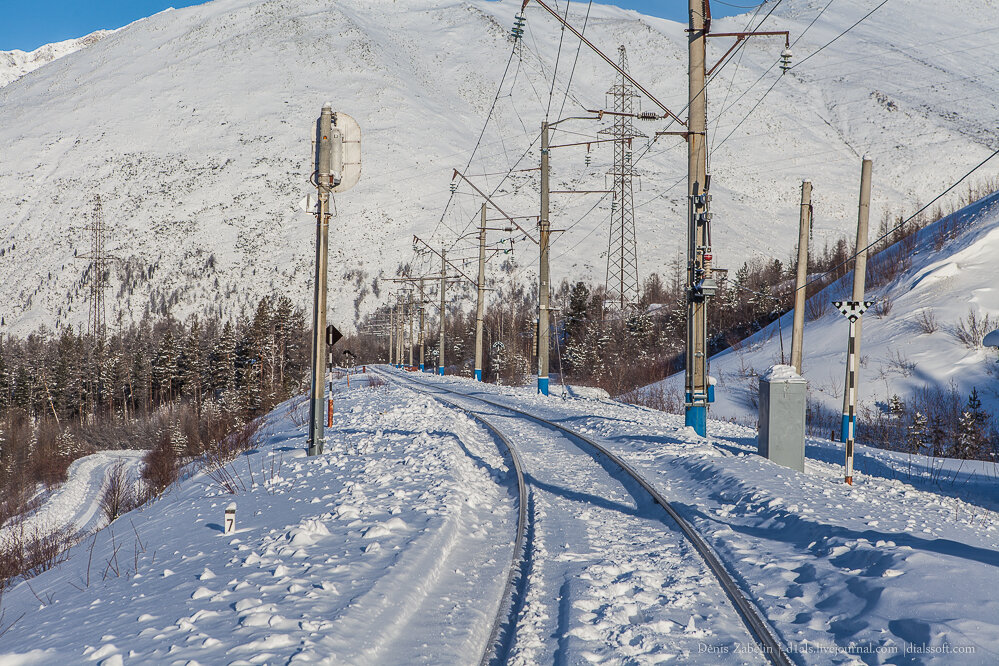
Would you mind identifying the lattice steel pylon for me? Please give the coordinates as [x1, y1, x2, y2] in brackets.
[83, 194, 109, 342]
[602, 45, 644, 310]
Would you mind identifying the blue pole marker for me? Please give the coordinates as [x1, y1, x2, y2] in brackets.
[439, 366, 444, 376]
[840, 413, 851, 444]
[538, 376, 549, 396]
[475, 369, 482, 381]
[685, 404, 706, 436]
[419, 363, 424, 372]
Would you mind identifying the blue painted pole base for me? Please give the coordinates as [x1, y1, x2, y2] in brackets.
[475, 369, 482, 381]
[685, 405, 707, 437]
[438, 367, 444, 376]
[840, 414, 851, 443]
[419, 363, 424, 372]
[538, 376, 549, 396]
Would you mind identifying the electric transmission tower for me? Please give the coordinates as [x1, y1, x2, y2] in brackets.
[602, 45, 643, 310]
[82, 194, 110, 342]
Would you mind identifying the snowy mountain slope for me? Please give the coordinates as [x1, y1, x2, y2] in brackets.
[0, 30, 112, 88]
[3, 370, 997, 663]
[649, 188, 999, 428]
[1, 0, 998, 335]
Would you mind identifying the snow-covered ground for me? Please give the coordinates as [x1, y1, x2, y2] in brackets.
[2, 369, 997, 664]
[0, 450, 145, 543]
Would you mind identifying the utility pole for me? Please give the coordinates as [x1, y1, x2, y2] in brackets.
[307, 104, 333, 457]
[388, 305, 395, 366]
[395, 301, 406, 368]
[475, 204, 487, 382]
[439, 247, 447, 376]
[538, 121, 551, 396]
[790, 180, 812, 374]
[840, 157, 873, 485]
[685, 0, 713, 436]
[408, 291, 414, 367]
[419, 280, 426, 372]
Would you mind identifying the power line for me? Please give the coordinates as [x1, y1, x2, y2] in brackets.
[790, 0, 890, 71]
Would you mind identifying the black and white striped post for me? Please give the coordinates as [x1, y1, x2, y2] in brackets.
[834, 300, 873, 484]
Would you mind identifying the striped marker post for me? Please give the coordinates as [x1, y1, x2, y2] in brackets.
[834, 300, 873, 484]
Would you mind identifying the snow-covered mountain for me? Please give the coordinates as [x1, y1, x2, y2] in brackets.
[1, 0, 998, 334]
[0, 30, 112, 88]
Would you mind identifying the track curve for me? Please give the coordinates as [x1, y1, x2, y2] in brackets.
[380, 368, 793, 666]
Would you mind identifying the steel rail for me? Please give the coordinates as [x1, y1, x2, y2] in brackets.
[385, 369, 794, 666]
[376, 370, 530, 666]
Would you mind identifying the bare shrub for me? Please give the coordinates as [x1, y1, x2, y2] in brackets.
[199, 418, 265, 494]
[885, 348, 916, 376]
[142, 435, 179, 493]
[286, 396, 309, 426]
[872, 293, 893, 318]
[0, 524, 76, 590]
[954, 308, 995, 349]
[100, 460, 139, 525]
[620, 383, 682, 414]
[915, 309, 938, 334]
[804, 294, 825, 322]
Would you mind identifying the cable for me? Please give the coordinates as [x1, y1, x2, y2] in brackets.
[790, 0, 890, 71]
[556, 1, 594, 121]
[545, 0, 571, 120]
[432, 43, 520, 240]
[796, 145, 999, 296]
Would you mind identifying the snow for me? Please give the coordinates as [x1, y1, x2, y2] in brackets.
[761, 364, 803, 382]
[647, 188, 999, 426]
[0, 31, 113, 88]
[0, 450, 145, 542]
[1, 0, 998, 334]
[2, 369, 996, 663]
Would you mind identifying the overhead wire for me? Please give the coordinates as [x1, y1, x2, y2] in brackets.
[790, 0, 890, 72]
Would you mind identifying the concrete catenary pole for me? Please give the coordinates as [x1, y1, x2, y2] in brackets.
[407, 292, 414, 368]
[439, 248, 447, 375]
[307, 103, 333, 457]
[397, 299, 404, 368]
[418, 279, 426, 372]
[841, 157, 873, 485]
[538, 121, 551, 396]
[475, 204, 487, 382]
[388, 305, 395, 365]
[685, 0, 711, 436]
[790, 180, 812, 374]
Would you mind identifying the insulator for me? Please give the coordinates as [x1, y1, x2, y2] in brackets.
[625, 151, 632, 162]
[584, 153, 592, 167]
[780, 47, 792, 73]
[449, 182, 458, 194]
[637, 111, 658, 121]
[511, 13, 526, 40]
[611, 200, 618, 211]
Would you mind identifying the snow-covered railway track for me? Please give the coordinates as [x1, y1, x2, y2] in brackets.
[384, 369, 792, 666]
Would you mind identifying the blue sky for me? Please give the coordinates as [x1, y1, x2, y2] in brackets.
[0, 1, 759, 52]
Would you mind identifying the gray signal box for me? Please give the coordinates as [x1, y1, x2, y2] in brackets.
[757, 365, 806, 472]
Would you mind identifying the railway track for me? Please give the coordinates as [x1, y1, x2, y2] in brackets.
[380, 367, 793, 666]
